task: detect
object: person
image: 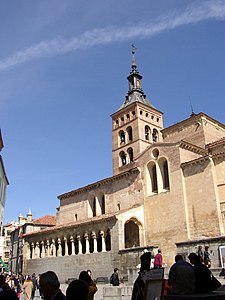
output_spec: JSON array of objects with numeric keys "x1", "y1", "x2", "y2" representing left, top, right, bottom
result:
[
  {"x1": 31, "y1": 273, "x2": 38, "y2": 300},
  {"x1": 39, "y1": 271, "x2": 66, "y2": 300},
  {"x1": 0, "y1": 274, "x2": 10, "y2": 292},
  {"x1": 131, "y1": 251, "x2": 152, "y2": 300},
  {"x1": 154, "y1": 249, "x2": 162, "y2": 268},
  {"x1": 79, "y1": 270, "x2": 97, "y2": 300},
  {"x1": 110, "y1": 268, "x2": 120, "y2": 286},
  {"x1": 188, "y1": 252, "x2": 213, "y2": 293},
  {"x1": 66, "y1": 279, "x2": 89, "y2": 300},
  {"x1": 168, "y1": 254, "x2": 195, "y2": 295},
  {"x1": 0, "y1": 289, "x2": 18, "y2": 300},
  {"x1": 197, "y1": 246, "x2": 204, "y2": 263},
  {"x1": 204, "y1": 246, "x2": 211, "y2": 268},
  {"x1": 22, "y1": 276, "x2": 33, "y2": 300}
]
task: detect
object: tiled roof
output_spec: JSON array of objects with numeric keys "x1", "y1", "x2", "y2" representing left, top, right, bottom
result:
[{"x1": 32, "y1": 215, "x2": 56, "y2": 226}]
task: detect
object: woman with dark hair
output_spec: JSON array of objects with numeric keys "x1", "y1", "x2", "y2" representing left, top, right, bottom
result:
[
  {"x1": 79, "y1": 271, "x2": 97, "y2": 300},
  {"x1": 66, "y1": 279, "x2": 89, "y2": 300}
]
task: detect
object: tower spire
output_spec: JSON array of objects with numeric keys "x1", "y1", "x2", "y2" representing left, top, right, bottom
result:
[{"x1": 131, "y1": 44, "x2": 138, "y2": 74}]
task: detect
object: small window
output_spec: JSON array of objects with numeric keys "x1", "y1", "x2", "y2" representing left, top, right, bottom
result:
[
  {"x1": 145, "y1": 126, "x2": 150, "y2": 141},
  {"x1": 127, "y1": 126, "x2": 133, "y2": 142},
  {"x1": 140, "y1": 110, "x2": 143, "y2": 115},
  {"x1": 119, "y1": 130, "x2": 125, "y2": 144},
  {"x1": 152, "y1": 129, "x2": 158, "y2": 142},
  {"x1": 119, "y1": 151, "x2": 127, "y2": 166},
  {"x1": 127, "y1": 148, "x2": 134, "y2": 162}
]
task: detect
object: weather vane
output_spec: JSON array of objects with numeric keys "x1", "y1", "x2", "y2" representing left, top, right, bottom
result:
[{"x1": 132, "y1": 43, "x2": 137, "y2": 55}]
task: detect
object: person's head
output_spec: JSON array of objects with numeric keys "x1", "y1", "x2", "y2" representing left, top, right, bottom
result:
[
  {"x1": 175, "y1": 254, "x2": 183, "y2": 262},
  {"x1": 205, "y1": 246, "x2": 209, "y2": 250},
  {"x1": 39, "y1": 271, "x2": 60, "y2": 299},
  {"x1": 66, "y1": 279, "x2": 89, "y2": 300},
  {"x1": 158, "y1": 249, "x2": 161, "y2": 253},
  {"x1": 87, "y1": 269, "x2": 92, "y2": 277},
  {"x1": 198, "y1": 245, "x2": 202, "y2": 250},
  {"x1": 188, "y1": 252, "x2": 200, "y2": 265},
  {"x1": 114, "y1": 268, "x2": 119, "y2": 274},
  {"x1": 79, "y1": 271, "x2": 91, "y2": 285}
]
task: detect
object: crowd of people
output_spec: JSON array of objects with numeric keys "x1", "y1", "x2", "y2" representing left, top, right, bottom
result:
[
  {"x1": 0, "y1": 269, "x2": 99, "y2": 300},
  {"x1": 0, "y1": 245, "x2": 222, "y2": 299}
]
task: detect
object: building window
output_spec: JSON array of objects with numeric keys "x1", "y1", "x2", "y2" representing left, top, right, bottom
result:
[
  {"x1": 119, "y1": 151, "x2": 126, "y2": 166},
  {"x1": 152, "y1": 128, "x2": 158, "y2": 142},
  {"x1": 147, "y1": 162, "x2": 158, "y2": 193},
  {"x1": 119, "y1": 130, "x2": 125, "y2": 144},
  {"x1": 127, "y1": 126, "x2": 133, "y2": 142},
  {"x1": 127, "y1": 147, "x2": 134, "y2": 163},
  {"x1": 145, "y1": 126, "x2": 150, "y2": 141},
  {"x1": 124, "y1": 220, "x2": 140, "y2": 248},
  {"x1": 93, "y1": 197, "x2": 96, "y2": 217},
  {"x1": 101, "y1": 195, "x2": 105, "y2": 214},
  {"x1": 159, "y1": 159, "x2": 170, "y2": 190}
]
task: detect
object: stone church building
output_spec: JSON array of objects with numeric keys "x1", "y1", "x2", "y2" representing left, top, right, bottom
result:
[{"x1": 22, "y1": 52, "x2": 225, "y2": 282}]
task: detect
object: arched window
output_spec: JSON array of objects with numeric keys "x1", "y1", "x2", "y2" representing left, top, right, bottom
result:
[
  {"x1": 145, "y1": 125, "x2": 150, "y2": 141},
  {"x1": 93, "y1": 197, "x2": 96, "y2": 217},
  {"x1": 152, "y1": 128, "x2": 159, "y2": 142},
  {"x1": 127, "y1": 126, "x2": 133, "y2": 142},
  {"x1": 119, "y1": 130, "x2": 125, "y2": 144},
  {"x1": 159, "y1": 158, "x2": 170, "y2": 190},
  {"x1": 101, "y1": 195, "x2": 105, "y2": 214},
  {"x1": 119, "y1": 151, "x2": 126, "y2": 166},
  {"x1": 124, "y1": 220, "x2": 140, "y2": 248},
  {"x1": 147, "y1": 162, "x2": 158, "y2": 193},
  {"x1": 127, "y1": 147, "x2": 134, "y2": 163}
]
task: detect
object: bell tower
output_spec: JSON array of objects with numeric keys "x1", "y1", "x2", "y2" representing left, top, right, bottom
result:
[{"x1": 111, "y1": 47, "x2": 164, "y2": 175}]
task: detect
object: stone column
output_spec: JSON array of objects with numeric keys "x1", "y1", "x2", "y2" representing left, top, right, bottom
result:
[
  {"x1": 24, "y1": 242, "x2": 31, "y2": 260},
  {"x1": 64, "y1": 237, "x2": 68, "y2": 256},
  {"x1": 57, "y1": 238, "x2": 62, "y2": 256},
  {"x1": 100, "y1": 230, "x2": 106, "y2": 252},
  {"x1": 70, "y1": 236, "x2": 75, "y2": 255},
  {"x1": 35, "y1": 242, "x2": 40, "y2": 258},
  {"x1": 46, "y1": 240, "x2": 50, "y2": 257},
  {"x1": 92, "y1": 232, "x2": 98, "y2": 253},
  {"x1": 77, "y1": 235, "x2": 82, "y2": 255},
  {"x1": 41, "y1": 241, "x2": 45, "y2": 258},
  {"x1": 51, "y1": 239, "x2": 56, "y2": 257},
  {"x1": 84, "y1": 233, "x2": 90, "y2": 254},
  {"x1": 31, "y1": 243, "x2": 35, "y2": 259}
]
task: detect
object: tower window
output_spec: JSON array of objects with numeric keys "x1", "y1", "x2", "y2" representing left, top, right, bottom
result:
[
  {"x1": 127, "y1": 148, "x2": 134, "y2": 162},
  {"x1": 145, "y1": 126, "x2": 150, "y2": 141},
  {"x1": 119, "y1": 130, "x2": 125, "y2": 144},
  {"x1": 126, "y1": 114, "x2": 130, "y2": 119},
  {"x1": 132, "y1": 111, "x2": 135, "y2": 116},
  {"x1": 119, "y1": 151, "x2": 126, "y2": 166},
  {"x1": 140, "y1": 110, "x2": 143, "y2": 115},
  {"x1": 146, "y1": 113, "x2": 148, "y2": 117},
  {"x1": 127, "y1": 126, "x2": 133, "y2": 142},
  {"x1": 152, "y1": 129, "x2": 159, "y2": 142}
]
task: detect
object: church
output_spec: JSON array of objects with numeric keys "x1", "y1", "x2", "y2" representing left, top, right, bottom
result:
[{"x1": 21, "y1": 51, "x2": 225, "y2": 282}]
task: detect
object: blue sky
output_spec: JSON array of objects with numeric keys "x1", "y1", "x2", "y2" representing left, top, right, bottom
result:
[{"x1": 0, "y1": 0, "x2": 225, "y2": 223}]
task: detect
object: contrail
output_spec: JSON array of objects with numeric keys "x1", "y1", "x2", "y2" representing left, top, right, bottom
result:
[{"x1": 0, "y1": 0, "x2": 224, "y2": 71}]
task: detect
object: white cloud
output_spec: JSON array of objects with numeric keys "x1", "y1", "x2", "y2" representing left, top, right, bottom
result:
[{"x1": 0, "y1": 0, "x2": 224, "y2": 71}]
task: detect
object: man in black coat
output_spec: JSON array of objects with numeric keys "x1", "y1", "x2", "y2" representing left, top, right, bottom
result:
[{"x1": 39, "y1": 271, "x2": 66, "y2": 300}]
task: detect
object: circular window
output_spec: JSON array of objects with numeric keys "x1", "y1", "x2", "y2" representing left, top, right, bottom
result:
[{"x1": 152, "y1": 148, "x2": 159, "y2": 158}]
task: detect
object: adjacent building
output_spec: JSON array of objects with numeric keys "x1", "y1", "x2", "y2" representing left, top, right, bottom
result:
[
  {"x1": 0, "y1": 129, "x2": 9, "y2": 271},
  {"x1": 9, "y1": 211, "x2": 56, "y2": 274},
  {"x1": 20, "y1": 52, "x2": 225, "y2": 282}
]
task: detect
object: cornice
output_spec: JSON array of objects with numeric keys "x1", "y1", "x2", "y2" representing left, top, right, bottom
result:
[
  {"x1": 181, "y1": 155, "x2": 209, "y2": 169},
  {"x1": 179, "y1": 140, "x2": 207, "y2": 155},
  {"x1": 58, "y1": 167, "x2": 139, "y2": 200}
]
